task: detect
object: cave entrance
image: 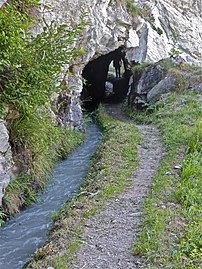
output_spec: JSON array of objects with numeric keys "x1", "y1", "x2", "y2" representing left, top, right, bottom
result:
[{"x1": 81, "y1": 46, "x2": 132, "y2": 111}]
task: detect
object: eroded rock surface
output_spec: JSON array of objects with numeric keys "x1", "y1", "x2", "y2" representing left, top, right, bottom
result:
[
  {"x1": 128, "y1": 57, "x2": 202, "y2": 108},
  {"x1": 147, "y1": 75, "x2": 176, "y2": 103},
  {"x1": 0, "y1": 121, "x2": 13, "y2": 206},
  {"x1": 133, "y1": 0, "x2": 202, "y2": 64}
]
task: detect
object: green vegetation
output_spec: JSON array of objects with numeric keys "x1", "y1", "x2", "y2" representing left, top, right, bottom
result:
[
  {"x1": 131, "y1": 61, "x2": 150, "y2": 73},
  {"x1": 126, "y1": 0, "x2": 142, "y2": 16},
  {"x1": 28, "y1": 106, "x2": 140, "y2": 268},
  {"x1": 2, "y1": 110, "x2": 83, "y2": 216},
  {"x1": 0, "y1": 1, "x2": 87, "y2": 222},
  {"x1": 0, "y1": 210, "x2": 6, "y2": 227},
  {"x1": 129, "y1": 92, "x2": 202, "y2": 268},
  {"x1": 169, "y1": 47, "x2": 183, "y2": 57},
  {"x1": 0, "y1": 1, "x2": 86, "y2": 116}
]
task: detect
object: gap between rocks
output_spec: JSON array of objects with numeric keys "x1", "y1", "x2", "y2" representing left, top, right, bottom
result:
[{"x1": 72, "y1": 103, "x2": 164, "y2": 269}]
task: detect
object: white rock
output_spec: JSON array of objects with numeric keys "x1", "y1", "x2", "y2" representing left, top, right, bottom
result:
[
  {"x1": 0, "y1": 122, "x2": 9, "y2": 153},
  {"x1": 0, "y1": 0, "x2": 7, "y2": 8},
  {"x1": 35, "y1": 0, "x2": 202, "y2": 130},
  {"x1": 174, "y1": 165, "x2": 182, "y2": 169},
  {"x1": 0, "y1": 121, "x2": 13, "y2": 206},
  {"x1": 37, "y1": 0, "x2": 135, "y2": 129},
  {"x1": 134, "y1": 0, "x2": 202, "y2": 65}
]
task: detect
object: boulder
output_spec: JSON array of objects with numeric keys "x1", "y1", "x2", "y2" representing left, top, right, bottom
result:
[
  {"x1": 147, "y1": 76, "x2": 176, "y2": 103},
  {"x1": 136, "y1": 64, "x2": 166, "y2": 95}
]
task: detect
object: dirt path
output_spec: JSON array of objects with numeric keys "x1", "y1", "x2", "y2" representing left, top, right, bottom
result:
[{"x1": 73, "y1": 103, "x2": 163, "y2": 269}]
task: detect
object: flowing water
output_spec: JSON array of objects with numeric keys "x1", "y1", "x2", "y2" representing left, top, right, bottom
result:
[{"x1": 0, "y1": 123, "x2": 101, "y2": 269}]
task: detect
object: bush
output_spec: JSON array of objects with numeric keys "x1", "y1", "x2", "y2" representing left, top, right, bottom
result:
[{"x1": 0, "y1": 1, "x2": 86, "y2": 117}]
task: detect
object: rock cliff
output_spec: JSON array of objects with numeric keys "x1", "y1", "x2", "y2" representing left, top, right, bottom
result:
[
  {"x1": 134, "y1": 0, "x2": 202, "y2": 64},
  {"x1": 37, "y1": 0, "x2": 201, "y2": 127}
]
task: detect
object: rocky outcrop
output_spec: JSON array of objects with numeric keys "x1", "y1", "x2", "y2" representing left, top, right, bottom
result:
[
  {"x1": 136, "y1": 64, "x2": 166, "y2": 95},
  {"x1": 128, "y1": 57, "x2": 202, "y2": 108},
  {"x1": 35, "y1": 0, "x2": 201, "y2": 128},
  {"x1": 188, "y1": 83, "x2": 202, "y2": 94},
  {"x1": 0, "y1": 121, "x2": 13, "y2": 206},
  {"x1": 36, "y1": 0, "x2": 138, "y2": 128},
  {"x1": 147, "y1": 75, "x2": 176, "y2": 103},
  {"x1": 132, "y1": 0, "x2": 202, "y2": 65}
]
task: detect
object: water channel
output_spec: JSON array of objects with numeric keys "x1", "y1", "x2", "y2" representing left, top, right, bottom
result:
[{"x1": 0, "y1": 123, "x2": 101, "y2": 269}]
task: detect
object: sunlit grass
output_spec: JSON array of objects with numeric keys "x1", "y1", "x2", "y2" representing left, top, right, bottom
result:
[
  {"x1": 28, "y1": 105, "x2": 140, "y2": 268},
  {"x1": 1, "y1": 109, "x2": 83, "y2": 218},
  {"x1": 131, "y1": 92, "x2": 202, "y2": 268}
]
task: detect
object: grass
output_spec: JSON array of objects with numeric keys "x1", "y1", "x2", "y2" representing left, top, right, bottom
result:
[
  {"x1": 131, "y1": 61, "x2": 150, "y2": 73},
  {"x1": 0, "y1": 0, "x2": 86, "y2": 224},
  {"x1": 128, "y1": 91, "x2": 202, "y2": 268},
  {"x1": 27, "y1": 105, "x2": 140, "y2": 268},
  {"x1": 0, "y1": 108, "x2": 83, "y2": 222}
]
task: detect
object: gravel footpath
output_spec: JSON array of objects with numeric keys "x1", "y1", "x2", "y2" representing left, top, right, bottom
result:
[{"x1": 72, "y1": 104, "x2": 163, "y2": 269}]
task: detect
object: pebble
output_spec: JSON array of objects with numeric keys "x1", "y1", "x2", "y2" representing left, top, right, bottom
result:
[{"x1": 174, "y1": 165, "x2": 182, "y2": 169}]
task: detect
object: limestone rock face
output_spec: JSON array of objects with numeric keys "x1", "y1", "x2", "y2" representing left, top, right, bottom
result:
[
  {"x1": 133, "y1": 0, "x2": 202, "y2": 64},
  {"x1": 0, "y1": 121, "x2": 13, "y2": 206}
]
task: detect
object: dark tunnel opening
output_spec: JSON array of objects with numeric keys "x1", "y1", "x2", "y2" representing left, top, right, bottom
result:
[{"x1": 81, "y1": 46, "x2": 132, "y2": 111}]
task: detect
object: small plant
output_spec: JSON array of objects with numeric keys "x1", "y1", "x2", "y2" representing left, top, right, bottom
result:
[
  {"x1": 131, "y1": 61, "x2": 150, "y2": 73},
  {"x1": 0, "y1": 210, "x2": 6, "y2": 227},
  {"x1": 156, "y1": 26, "x2": 163, "y2": 36},
  {"x1": 169, "y1": 47, "x2": 183, "y2": 57},
  {"x1": 0, "y1": 2, "x2": 87, "y2": 116},
  {"x1": 126, "y1": 0, "x2": 142, "y2": 16}
]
